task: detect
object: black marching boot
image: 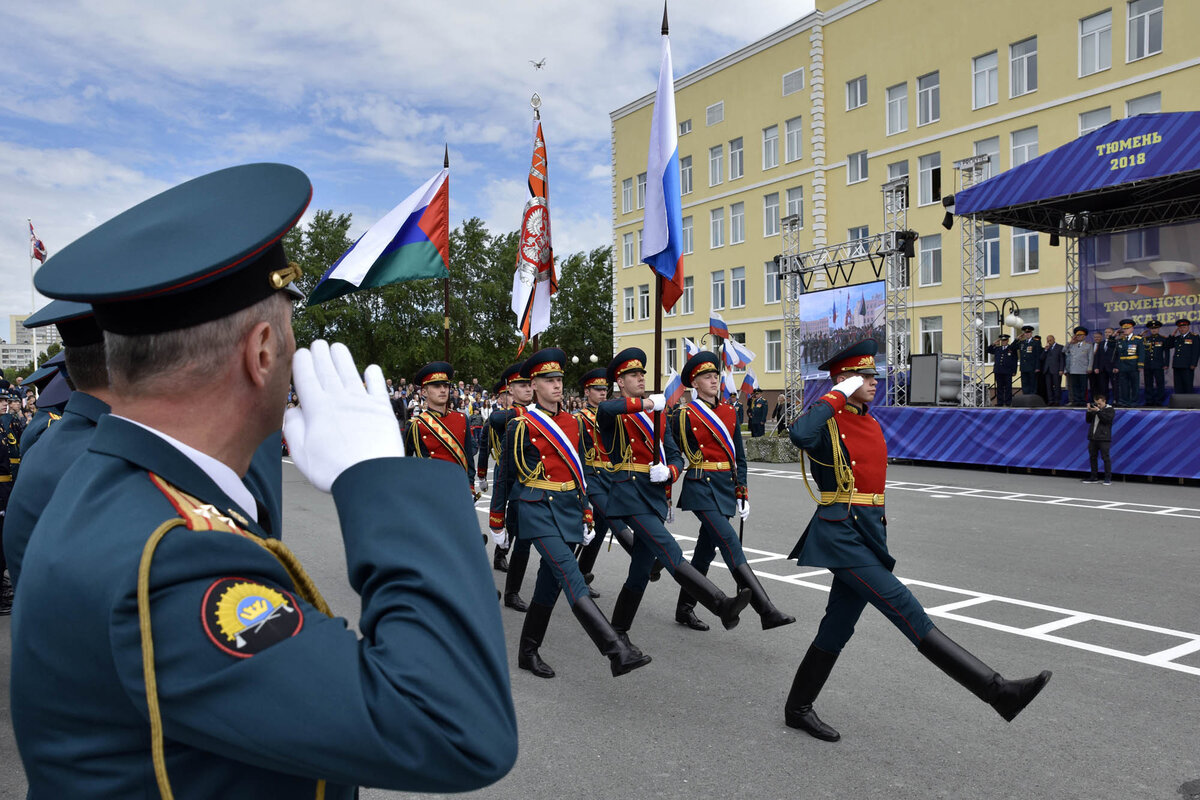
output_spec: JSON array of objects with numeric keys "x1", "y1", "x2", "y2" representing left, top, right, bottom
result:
[
  {"x1": 732, "y1": 563, "x2": 795, "y2": 630},
  {"x1": 493, "y1": 546, "x2": 509, "y2": 573},
  {"x1": 784, "y1": 644, "x2": 841, "y2": 741},
  {"x1": 672, "y1": 561, "x2": 750, "y2": 630},
  {"x1": 573, "y1": 595, "x2": 651, "y2": 676},
  {"x1": 674, "y1": 586, "x2": 709, "y2": 631},
  {"x1": 918, "y1": 627, "x2": 1051, "y2": 722},
  {"x1": 503, "y1": 545, "x2": 530, "y2": 613},
  {"x1": 517, "y1": 602, "x2": 556, "y2": 679},
  {"x1": 610, "y1": 524, "x2": 636, "y2": 555},
  {"x1": 648, "y1": 560, "x2": 665, "y2": 582},
  {"x1": 610, "y1": 586, "x2": 648, "y2": 656}
]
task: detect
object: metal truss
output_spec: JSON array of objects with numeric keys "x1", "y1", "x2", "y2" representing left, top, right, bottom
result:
[
  {"x1": 882, "y1": 176, "x2": 910, "y2": 407},
  {"x1": 1065, "y1": 234, "x2": 1080, "y2": 329},
  {"x1": 779, "y1": 213, "x2": 807, "y2": 424},
  {"x1": 955, "y1": 155, "x2": 990, "y2": 408}
]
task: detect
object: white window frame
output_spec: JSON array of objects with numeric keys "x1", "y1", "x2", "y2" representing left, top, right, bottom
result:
[
  {"x1": 730, "y1": 202, "x2": 745, "y2": 245},
  {"x1": 886, "y1": 82, "x2": 908, "y2": 135},
  {"x1": 782, "y1": 67, "x2": 805, "y2": 96},
  {"x1": 918, "y1": 152, "x2": 941, "y2": 206},
  {"x1": 1080, "y1": 11, "x2": 1112, "y2": 76},
  {"x1": 637, "y1": 284, "x2": 651, "y2": 320},
  {"x1": 849, "y1": 225, "x2": 869, "y2": 257},
  {"x1": 973, "y1": 137, "x2": 1000, "y2": 180},
  {"x1": 665, "y1": 338, "x2": 678, "y2": 372},
  {"x1": 847, "y1": 151, "x2": 868, "y2": 184},
  {"x1": 621, "y1": 178, "x2": 633, "y2": 214},
  {"x1": 917, "y1": 71, "x2": 940, "y2": 126},
  {"x1": 729, "y1": 137, "x2": 744, "y2": 181},
  {"x1": 786, "y1": 187, "x2": 805, "y2": 226},
  {"x1": 972, "y1": 51, "x2": 998, "y2": 109},
  {"x1": 1011, "y1": 127, "x2": 1038, "y2": 167},
  {"x1": 710, "y1": 208, "x2": 725, "y2": 249},
  {"x1": 636, "y1": 172, "x2": 646, "y2": 210},
  {"x1": 762, "y1": 125, "x2": 779, "y2": 170},
  {"x1": 622, "y1": 232, "x2": 634, "y2": 268},
  {"x1": 634, "y1": 229, "x2": 641, "y2": 263},
  {"x1": 623, "y1": 287, "x2": 635, "y2": 322},
  {"x1": 678, "y1": 119, "x2": 692, "y2": 136},
  {"x1": 706, "y1": 101, "x2": 724, "y2": 126},
  {"x1": 1125, "y1": 228, "x2": 1159, "y2": 261},
  {"x1": 1126, "y1": 0, "x2": 1163, "y2": 63},
  {"x1": 919, "y1": 316, "x2": 943, "y2": 355},
  {"x1": 711, "y1": 270, "x2": 726, "y2": 311},
  {"x1": 680, "y1": 155, "x2": 693, "y2": 195},
  {"x1": 1126, "y1": 92, "x2": 1161, "y2": 116},
  {"x1": 785, "y1": 116, "x2": 803, "y2": 163},
  {"x1": 763, "y1": 193, "x2": 780, "y2": 237},
  {"x1": 764, "y1": 259, "x2": 780, "y2": 304},
  {"x1": 681, "y1": 276, "x2": 695, "y2": 315},
  {"x1": 1010, "y1": 37, "x2": 1038, "y2": 98},
  {"x1": 983, "y1": 224, "x2": 1001, "y2": 278},
  {"x1": 681, "y1": 216, "x2": 693, "y2": 255},
  {"x1": 846, "y1": 75, "x2": 867, "y2": 110},
  {"x1": 919, "y1": 234, "x2": 942, "y2": 287},
  {"x1": 1079, "y1": 107, "x2": 1111, "y2": 135},
  {"x1": 1012, "y1": 228, "x2": 1039, "y2": 275},
  {"x1": 709, "y1": 145, "x2": 723, "y2": 186},
  {"x1": 731, "y1": 266, "x2": 746, "y2": 309},
  {"x1": 765, "y1": 330, "x2": 782, "y2": 372}
]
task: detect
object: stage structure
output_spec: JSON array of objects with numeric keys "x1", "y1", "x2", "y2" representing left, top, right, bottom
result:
[
  {"x1": 954, "y1": 155, "x2": 991, "y2": 408},
  {"x1": 777, "y1": 178, "x2": 914, "y2": 420}
]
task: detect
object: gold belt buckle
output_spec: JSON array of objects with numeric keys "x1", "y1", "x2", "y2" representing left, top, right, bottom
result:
[{"x1": 873, "y1": 493, "x2": 884, "y2": 504}]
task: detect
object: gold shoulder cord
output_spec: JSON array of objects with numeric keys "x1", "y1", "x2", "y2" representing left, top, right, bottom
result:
[
  {"x1": 138, "y1": 522, "x2": 333, "y2": 800},
  {"x1": 511, "y1": 419, "x2": 545, "y2": 484},
  {"x1": 676, "y1": 406, "x2": 705, "y2": 468},
  {"x1": 489, "y1": 424, "x2": 503, "y2": 463},
  {"x1": 799, "y1": 417, "x2": 855, "y2": 512},
  {"x1": 588, "y1": 409, "x2": 620, "y2": 472}
]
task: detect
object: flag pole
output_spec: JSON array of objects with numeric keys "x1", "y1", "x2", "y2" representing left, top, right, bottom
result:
[
  {"x1": 443, "y1": 144, "x2": 451, "y2": 361},
  {"x1": 651, "y1": 3, "x2": 670, "y2": 450},
  {"x1": 27, "y1": 219, "x2": 38, "y2": 370}
]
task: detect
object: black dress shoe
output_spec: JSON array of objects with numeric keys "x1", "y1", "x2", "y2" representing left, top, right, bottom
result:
[
  {"x1": 504, "y1": 592, "x2": 529, "y2": 613},
  {"x1": 785, "y1": 705, "x2": 840, "y2": 741},
  {"x1": 588, "y1": 587, "x2": 601, "y2": 598}
]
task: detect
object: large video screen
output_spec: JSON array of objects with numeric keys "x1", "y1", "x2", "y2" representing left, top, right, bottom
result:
[
  {"x1": 791, "y1": 279, "x2": 885, "y2": 375},
  {"x1": 1079, "y1": 219, "x2": 1200, "y2": 331}
]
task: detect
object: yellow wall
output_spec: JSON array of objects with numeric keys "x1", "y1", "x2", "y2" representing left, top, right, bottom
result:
[{"x1": 611, "y1": 0, "x2": 1197, "y2": 387}]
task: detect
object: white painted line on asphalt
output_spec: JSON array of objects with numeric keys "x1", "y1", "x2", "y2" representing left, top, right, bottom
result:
[
  {"x1": 924, "y1": 596, "x2": 994, "y2": 614},
  {"x1": 1145, "y1": 638, "x2": 1200, "y2": 665},
  {"x1": 1024, "y1": 615, "x2": 1091, "y2": 635}
]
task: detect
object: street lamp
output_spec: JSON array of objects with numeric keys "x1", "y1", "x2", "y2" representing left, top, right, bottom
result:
[{"x1": 973, "y1": 298, "x2": 1022, "y2": 336}]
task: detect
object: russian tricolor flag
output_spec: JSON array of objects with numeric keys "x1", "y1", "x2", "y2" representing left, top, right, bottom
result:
[
  {"x1": 709, "y1": 312, "x2": 730, "y2": 340},
  {"x1": 309, "y1": 166, "x2": 450, "y2": 305},
  {"x1": 723, "y1": 337, "x2": 755, "y2": 369},
  {"x1": 664, "y1": 369, "x2": 685, "y2": 406},
  {"x1": 640, "y1": 8, "x2": 686, "y2": 311},
  {"x1": 682, "y1": 337, "x2": 701, "y2": 359},
  {"x1": 740, "y1": 368, "x2": 759, "y2": 395}
]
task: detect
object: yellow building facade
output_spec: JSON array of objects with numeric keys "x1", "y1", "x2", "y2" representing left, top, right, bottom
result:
[{"x1": 611, "y1": 0, "x2": 1195, "y2": 391}]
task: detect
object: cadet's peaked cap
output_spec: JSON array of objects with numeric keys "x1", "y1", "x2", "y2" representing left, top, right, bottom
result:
[
  {"x1": 1073, "y1": 325, "x2": 1089, "y2": 335},
  {"x1": 23, "y1": 299, "x2": 103, "y2": 347},
  {"x1": 521, "y1": 348, "x2": 566, "y2": 379},
  {"x1": 34, "y1": 163, "x2": 311, "y2": 335},
  {"x1": 820, "y1": 338, "x2": 880, "y2": 377},
  {"x1": 1176, "y1": 318, "x2": 1192, "y2": 326},
  {"x1": 503, "y1": 361, "x2": 530, "y2": 386},
  {"x1": 1021, "y1": 325, "x2": 1035, "y2": 332},
  {"x1": 1146, "y1": 319, "x2": 1162, "y2": 328},
  {"x1": 23, "y1": 351, "x2": 67, "y2": 391},
  {"x1": 999, "y1": 334, "x2": 1011, "y2": 340},
  {"x1": 681, "y1": 351, "x2": 720, "y2": 388},
  {"x1": 1119, "y1": 318, "x2": 1136, "y2": 327},
  {"x1": 607, "y1": 347, "x2": 647, "y2": 384},
  {"x1": 36, "y1": 371, "x2": 72, "y2": 407},
  {"x1": 415, "y1": 361, "x2": 454, "y2": 386},
  {"x1": 579, "y1": 368, "x2": 608, "y2": 391}
]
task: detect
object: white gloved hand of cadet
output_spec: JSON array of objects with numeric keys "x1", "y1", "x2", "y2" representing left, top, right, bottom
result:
[
  {"x1": 284, "y1": 340, "x2": 405, "y2": 493},
  {"x1": 832, "y1": 374, "x2": 865, "y2": 399},
  {"x1": 476, "y1": 477, "x2": 488, "y2": 494},
  {"x1": 583, "y1": 525, "x2": 595, "y2": 545},
  {"x1": 646, "y1": 393, "x2": 667, "y2": 412},
  {"x1": 649, "y1": 462, "x2": 672, "y2": 483},
  {"x1": 491, "y1": 528, "x2": 509, "y2": 548},
  {"x1": 736, "y1": 499, "x2": 750, "y2": 521}
]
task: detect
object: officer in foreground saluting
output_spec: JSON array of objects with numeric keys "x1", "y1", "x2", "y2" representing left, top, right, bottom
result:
[{"x1": 11, "y1": 163, "x2": 517, "y2": 797}]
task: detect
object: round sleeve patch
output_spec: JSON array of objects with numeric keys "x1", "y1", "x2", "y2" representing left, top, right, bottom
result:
[{"x1": 201, "y1": 577, "x2": 304, "y2": 658}]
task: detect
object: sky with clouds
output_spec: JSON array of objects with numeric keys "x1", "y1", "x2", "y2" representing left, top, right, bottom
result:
[{"x1": 0, "y1": 1, "x2": 814, "y2": 322}]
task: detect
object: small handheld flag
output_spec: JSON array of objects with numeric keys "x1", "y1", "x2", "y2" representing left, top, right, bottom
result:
[
  {"x1": 721, "y1": 369, "x2": 737, "y2": 402},
  {"x1": 664, "y1": 369, "x2": 685, "y2": 406},
  {"x1": 682, "y1": 337, "x2": 701, "y2": 358},
  {"x1": 709, "y1": 312, "x2": 730, "y2": 340},
  {"x1": 722, "y1": 338, "x2": 755, "y2": 370},
  {"x1": 740, "y1": 367, "x2": 759, "y2": 395}
]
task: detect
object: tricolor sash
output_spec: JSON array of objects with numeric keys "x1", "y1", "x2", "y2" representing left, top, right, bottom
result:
[
  {"x1": 631, "y1": 410, "x2": 667, "y2": 464},
  {"x1": 416, "y1": 411, "x2": 469, "y2": 473},
  {"x1": 688, "y1": 400, "x2": 735, "y2": 464},
  {"x1": 524, "y1": 406, "x2": 586, "y2": 492}
]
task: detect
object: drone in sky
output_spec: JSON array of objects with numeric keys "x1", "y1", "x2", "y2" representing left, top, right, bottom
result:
[{"x1": 529, "y1": 58, "x2": 546, "y2": 70}]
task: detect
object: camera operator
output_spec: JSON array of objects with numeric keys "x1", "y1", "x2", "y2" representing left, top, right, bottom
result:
[{"x1": 1082, "y1": 394, "x2": 1115, "y2": 485}]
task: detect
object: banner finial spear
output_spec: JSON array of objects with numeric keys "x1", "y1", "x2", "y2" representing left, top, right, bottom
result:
[
  {"x1": 444, "y1": 144, "x2": 449, "y2": 168},
  {"x1": 661, "y1": 2, "x2": 669, "y2": 35}
]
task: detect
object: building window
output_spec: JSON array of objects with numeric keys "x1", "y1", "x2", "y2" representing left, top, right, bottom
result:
[
  {"x1": 636, "y1": 172, "x2": 647, "y2": 210},
  {"x1": 886, "y1": 83, "x2": 907, "y2": 135},
  {"x1": 682, "y1": 216, "x2": 693, "y2": 255},
  {"x1": 1079, "y1": 107, "x2": 1111, "y2": 135},
  {"x1": 762, "y1": 125, "x2": 779, "y2": 170},
  {"x1": 622, "y1": 232, "x2": 634, "y2": 267},
  {"x1": 680, "y1": 155, "x2": 693, "y2": 195},
  {"x1": 1011, "y1": 127, "x2": 1038, "y2": 167},
  {"x1": 919, "y1": 234, "x2": 942, "y2": 286},
  {"x1": 679, "y1": 119, "x2": 692, "y2": 136},
  {"x1": 1126, "y1": 92, "x2": 1161, "y2": 116},
  {"x1": 665, "y1": 338, "x2": 678, "y2": 372},
  {"x1": 763, "y1": 193, "x2": 780, "y2": 237},
  {"x1": 1012, "y1": 228, "x2": 1039, "y2": 274},
  {"x1": 706, "y1": 101, "x2": 724, "y2": 126},
  {"x1": 1081, "y1": 235, "x2": 1112, "y2": 265},
  {"x1": 621, "y1": 178, "x2": 633, "y2": 214},
  {"x1": 710, "y1": 208, "x2": 724, "y2": 248},
  {"x1": 887, "y1": 160, "x2": 909, "y2": 208},
  {"x1": 1127, "y1": 0, "x2": 1163, "y2": 62},
  {"x1": 920, "y1": 316, "x2": 943, "y2": 354},
  {"x1": 711, "y1": 270, "x2": 726, "y2": 311},
  {"x1": 784, "y1": 116, "x2": 804, "y2": 163},
  {"x1": 782, "y1": 66, "x2": 806, "y2": 96},
  {"x1": 972, "y1": 51, "x2": 998, "y2": 109},
  {"x1": 849, "y1": 225, "x2": 869, "y2": 257},
  {"x1": 1010, "y1": 37, "x2": 1038, "y2": 97},
  {"x1": 974, "y1": 136, "x2": 1000, "y2": 179},
  {"x1": 847, "y1": 75, "x2": 868, "y2": 110},
  {"x1": 637, "y1": 284, "x2": 651, "y2": 320},
  {"x1": 730, "y1": 202, "x2": 745, "y2": 245},
  {"x1": 1080, "y1": 11, "x2": 1112, "y2": 76},
  {"x1": 847, "y1": 151, "x2": 868, "y2": 184},
  {"x1": 766, "y1": 330, "x2": 782, "y2": 372},
  {"x1": 682, "y1": 276, "x2": 695, "y2": 315},
  {"x1": 918, "y1": 152, "x2": 941, "y2": 206},
  {"x1": 764, "y1": 259, "x2": 780, "y2": 304},
  {"x1": 983, "y1": 224, "x2": 1000, "y2": 277},
  {"x1": 623, "y1": 287, "x2": 635, "y2": 322},
  {"x1": 731, "y1": 266, "x2": 746, "y2": 308},
  {"x1": 709, "y1": 145, "x2": 723, "y2": 186},
  {"x1": 635, "y1": 229, "x2": 642, "y2": 263},
  {"x1": 1125, "y1": 228, "x2": 1159, "y2": 261},
  {"x1": 786, "y1": 187, "x2": 805, "y2": 226},
  {"x1": 917, "y1": 71, "x2": 940, "y2": 126},
  {"x1": 1021, "y1": 308, "x2": 1040, "y2": 336},
  {"x1": 729, "y1": 137, "x2": 744, "y2": 180}
]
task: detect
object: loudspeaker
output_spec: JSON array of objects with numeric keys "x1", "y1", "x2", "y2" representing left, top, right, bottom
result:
[
  {"x1": 1168, "y1": 393, "x2": 1200, "y2": 409},
  {"x1": 1012, "y1": 393, "x2": 1046, "y2": 408}
]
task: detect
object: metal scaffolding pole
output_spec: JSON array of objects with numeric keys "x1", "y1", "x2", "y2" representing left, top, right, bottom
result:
[
  {"x1": 779, "y1": 213, "x2": 806, "y2": 423},
  {"x1": 882, "y1": 176, "x2": 910, "y2": 407},
  {"x1": 954, "y1": 155, "x2": 991, "y2": 408},
  {"x1": 1064, "y1": 226, "x2": 1081, "y2": 330}
]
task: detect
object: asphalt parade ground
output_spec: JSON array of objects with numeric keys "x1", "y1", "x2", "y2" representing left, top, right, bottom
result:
[{"x1": 2, "y1": 459, "x2": 1198, "y2": 799}]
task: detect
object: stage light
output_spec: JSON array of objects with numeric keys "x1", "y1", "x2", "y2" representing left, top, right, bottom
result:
[
  {"x1": 1049, "y1": 233, "x2": 1060, "y2": 247},
  {"x1": 941, "y1": 194, "x2": 955, "y2": 230},
  {"x1": 897, "y1": 230, "x2": 918, "y2": 259}
]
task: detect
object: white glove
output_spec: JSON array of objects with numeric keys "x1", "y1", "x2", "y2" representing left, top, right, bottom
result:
[
  {"x1": 647, "y1": 393, "x2": 667, "y2": 412},
  {"x1": 583, "y1": 526, "x2": 595, "y2": 545},
  {"x1": 737, "y1": 499, "x2": 750, "y2": 521},
  {"x1": 649, "y1": 462, "x2": 672, "y2": 483},
  {"x1": 475, "y1": 477, "x2": 488, "y2": 494},
  {"x1": 490, "y1": 528, "x2": 509, "y2": 548},
  {"x1": 284, "y1": 340, "x2": 405, "y2": 493},
  {"x1": 832, "y1": 374, "x2": 865, "y2": 399}
]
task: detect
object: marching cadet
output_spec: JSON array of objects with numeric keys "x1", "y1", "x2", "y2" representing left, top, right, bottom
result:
[
  {"x1": 670, "y1": 351, "x2": 794, "y2": 632},
  {"x1": 477, "y1": 363, "x2": 523, "y2": 576},
  {"x1": 1, "y1": 390, "x2": 24, "y2": 479},
  {"x1": 12, "y1": 163, "x2": 516, "y2": 796},
  {"x1": 1016, "y1": 325, "x2": 1042, "y2": 399},
  {"x1": 407, "y1": 361, "x2": 479, "y2": 496},
  {"x1": 490, "y1": 348, "x2": 651, "y2": 679},
  {"x1": 16, "y1": 352, "x2": 67, "y2": 457},
  {"x1": 987, "y1": 334, "x2": 1017, "y2": 406},
  {"x1": 598, "y1": 347, "x2": 750, "y2": 645},
  {"x1": 784, "y1": 339, "x2": 1051, "y2": 742},
  {"x1": 1166, "y1": 318, "x2": 1198, "y2": 394},
  {"x1": 1112, "y1": 319, "x2": 1144, "y2": 407},
  {"x1": 485, "y1": 362, "x2": 536, "y2": 611},
  {"x1": 1142, "y1": 320, "x2": 1167, "y2": 406},
  {"x1": 0, "y1": 390, "x2": 23, "y2": 613}
]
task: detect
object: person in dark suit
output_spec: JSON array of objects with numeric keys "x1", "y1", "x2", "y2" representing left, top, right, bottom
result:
[
  {"x1": 1090, "y1": 328, "x2": 1116, "y2": 404},
  {"x1": 1016, "y1": 325, "x2": 1042, "y2": 398},
  {"x1": 11, "y1": 164, "x2": 517, "y2": 797},
  {"x1": 1141, "y1": 320, "x2": 1168, "y2": 406},
  {"x1": 1040, "y1": 334, "x2": 1065, "y2": 406},
  {"x1": 1081, "y1": 394, "x2": 1115, "y2": 485},
  {"x1": 749, "y1": 388, "x2": 769, "y2": 437},
  {"x1": 987, "y1": 334, "x2": 1017, "y2": 406},
  {"x1": 1166, "y1": 319, "x2": 1198, "y2": 394},
  {"x1": 486, "y1": 363, "x2": 536, "y2": 608},
  {"x1": 783, "y1": 339, "x2": 1051, "y2": 742}
]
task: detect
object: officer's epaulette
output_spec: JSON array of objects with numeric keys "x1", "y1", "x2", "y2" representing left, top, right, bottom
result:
[{"x1": 148, "y1": 472, "x2": 253, "y2": 538}]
